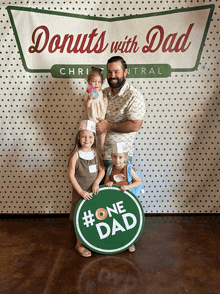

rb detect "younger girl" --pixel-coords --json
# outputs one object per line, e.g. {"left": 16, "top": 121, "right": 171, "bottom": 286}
{"left": 84, "top": 67, "right": 108, "bottom": 151}
{"left": 68, "top": 120, "right": 105, "bottom": 257}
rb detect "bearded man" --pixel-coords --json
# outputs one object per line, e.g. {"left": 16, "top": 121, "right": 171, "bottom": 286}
{"left": 96, "top": 56, "right": 146, "bottom": 168}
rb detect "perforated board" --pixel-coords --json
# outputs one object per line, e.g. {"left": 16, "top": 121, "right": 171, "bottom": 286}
{"left": 0, "top": 0, "right": 219, "bottom": 214}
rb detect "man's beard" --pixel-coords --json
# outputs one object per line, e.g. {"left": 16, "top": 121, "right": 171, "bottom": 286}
{"left": 107, "top": 76, "right": 125, "bottom": 89}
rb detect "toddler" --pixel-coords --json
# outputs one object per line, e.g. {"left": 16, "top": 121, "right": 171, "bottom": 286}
{"left": 84, "top": 67, "right": 108, "bottom": 152}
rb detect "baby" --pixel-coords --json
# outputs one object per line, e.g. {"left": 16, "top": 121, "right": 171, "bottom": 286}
{"left": 84, "top": 67, "right": 108, "bottom": 152}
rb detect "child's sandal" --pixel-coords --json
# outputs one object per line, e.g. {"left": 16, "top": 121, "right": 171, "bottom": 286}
{"left": 75, "top": 245, "right": 92, "bottom": 257}
{"left": 128, "top": 244, "right": 136, "bottom": 253}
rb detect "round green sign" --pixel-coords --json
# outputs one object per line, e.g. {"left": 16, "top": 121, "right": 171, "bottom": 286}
{"left": 74, "top": 185, "right": 145, "bottom": 254}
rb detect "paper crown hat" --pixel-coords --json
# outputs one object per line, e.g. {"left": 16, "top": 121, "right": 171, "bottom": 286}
{"left": 112, "top": 142, "right": 128, "bottom": 154}
{"left": 79, "top": 120, "right": 96, "bottom": 133}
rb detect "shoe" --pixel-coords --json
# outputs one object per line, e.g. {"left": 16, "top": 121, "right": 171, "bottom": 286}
{"left": 128, "top": 245, "right": 136, "bottom": 252}
{"left": 75, "top": 245, "right": 92, "bottom": 257}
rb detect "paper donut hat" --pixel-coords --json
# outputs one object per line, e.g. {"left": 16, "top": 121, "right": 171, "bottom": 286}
{"left": 79, "top": 120, "right": 96, "bottom": 133}
{"left": 112, "top": 142, "right": 128, "bottom": 154}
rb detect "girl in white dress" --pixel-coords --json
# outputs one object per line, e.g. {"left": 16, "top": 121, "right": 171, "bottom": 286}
{"left": 84, "top": 67, "right": 108, "bottom": 153}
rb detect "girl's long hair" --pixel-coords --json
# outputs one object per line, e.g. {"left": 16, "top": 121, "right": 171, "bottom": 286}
{"left": 69, "top": 130, "right": 104, "bottom": 168}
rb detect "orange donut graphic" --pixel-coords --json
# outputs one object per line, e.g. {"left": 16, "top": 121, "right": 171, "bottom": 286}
{"left": 96, "top": 208, "right": 108, "bottom": 220}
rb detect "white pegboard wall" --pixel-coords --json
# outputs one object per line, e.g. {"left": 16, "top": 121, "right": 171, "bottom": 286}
{"left": 0, "top": 0, "right": 219, "bottom": 214}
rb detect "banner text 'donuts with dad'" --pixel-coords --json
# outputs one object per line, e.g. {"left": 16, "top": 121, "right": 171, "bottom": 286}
{"left": 7, "top": 5, "right": 214, "bottom": 77}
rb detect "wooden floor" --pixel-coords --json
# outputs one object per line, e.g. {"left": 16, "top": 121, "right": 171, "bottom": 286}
{"left": 1, "top": 215, "right": 220, "bottom": 294}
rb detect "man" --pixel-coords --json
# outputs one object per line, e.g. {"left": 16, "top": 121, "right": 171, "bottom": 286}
{"left": 97, "top": 56, "right": 146, "bottom": 168}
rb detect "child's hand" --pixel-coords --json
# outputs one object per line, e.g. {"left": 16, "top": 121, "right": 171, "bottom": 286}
{"left": 100, "top": 147, "right": 104, "bottom": 156}
{"left": 80, "top": 190, "right": 93, "bottom": 200}
{"left": 84, "top": 94, "right": 93, "bottom": 108}
{"left": 92, "top": 183, "right": 99, "bottom": 195}
{"left": 106, "top": 181, "right": 113, "bottom": 187}
{"left": 120, "top": 185, "right": 129, "bottom": 192}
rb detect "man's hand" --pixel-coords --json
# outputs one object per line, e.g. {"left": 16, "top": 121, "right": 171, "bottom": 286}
{"left": 96, "top": 118, "right": 143, "bottom": 134}
{"left": 96, "top": 118, "right": 111, "bottom": 133}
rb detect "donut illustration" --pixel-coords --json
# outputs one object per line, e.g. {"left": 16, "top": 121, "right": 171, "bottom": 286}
{"left": 96, "top": 208, "right": 108, "bottom": 220}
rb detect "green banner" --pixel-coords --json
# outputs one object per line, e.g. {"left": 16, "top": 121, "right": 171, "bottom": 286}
{"left": 51, "top": 64, "right": 171, "bottom": 78}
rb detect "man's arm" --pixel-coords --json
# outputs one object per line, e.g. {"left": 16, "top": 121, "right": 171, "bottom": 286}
{"left": 96, "top": 118, "right": 143, "bottom": 133}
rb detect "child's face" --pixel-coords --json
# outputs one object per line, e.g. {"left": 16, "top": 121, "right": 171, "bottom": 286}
{"left": 79, "top": 130, "right": 95, "bottom": 150}
{"left": 111, "top": 152, "right": 127, "bottom": 169}
{"left": 88, "top": 75, "right": 102, "bottom": 92}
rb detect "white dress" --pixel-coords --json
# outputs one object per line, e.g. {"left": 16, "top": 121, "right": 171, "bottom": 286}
{"left": 84, "top": 90, "right": 108, "bottom": 123}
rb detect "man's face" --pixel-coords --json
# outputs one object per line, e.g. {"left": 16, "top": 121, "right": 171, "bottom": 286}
{"left": 107, "top": 61, "right": 127, "bottom": 89}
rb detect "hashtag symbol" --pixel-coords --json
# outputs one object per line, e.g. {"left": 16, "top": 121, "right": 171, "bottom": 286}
{"left": 82, "top": 210, "right": 95, "bottom": 227}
